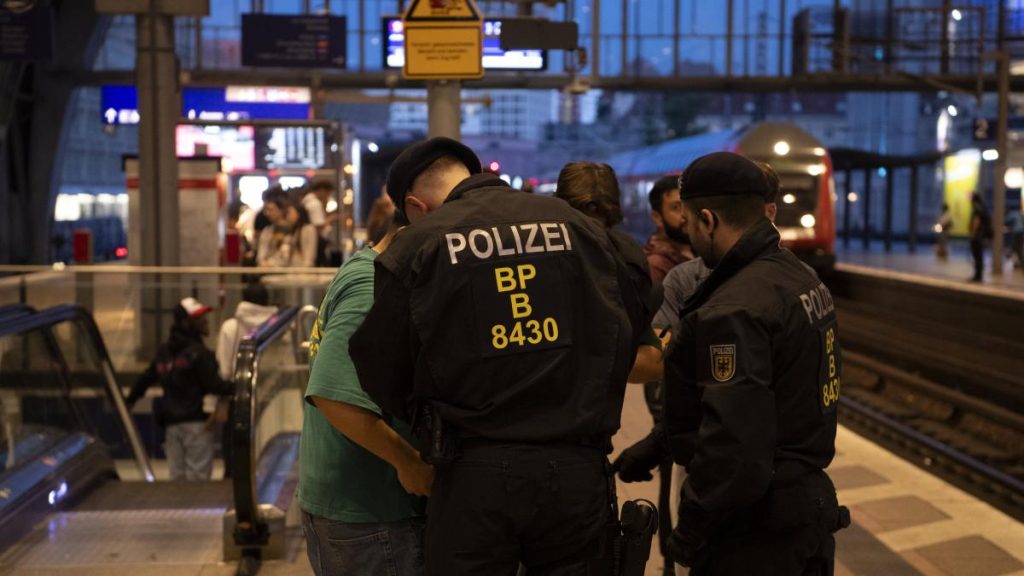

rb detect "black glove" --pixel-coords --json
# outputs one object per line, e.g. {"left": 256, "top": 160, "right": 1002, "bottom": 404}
{"left": 612, "top": 429, "right": 666, "bottom": 483}
{"left": 664, "top": 523, "right": 704, "bottom": 568}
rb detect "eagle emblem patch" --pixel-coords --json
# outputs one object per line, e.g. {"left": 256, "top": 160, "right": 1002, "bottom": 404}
{"left": 710, "top": 344, "right": 736, "bottom": 382}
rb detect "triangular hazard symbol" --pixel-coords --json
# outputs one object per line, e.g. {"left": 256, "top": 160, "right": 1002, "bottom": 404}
{"left": 403, "top": 0, "right": 482, "bottom": 22}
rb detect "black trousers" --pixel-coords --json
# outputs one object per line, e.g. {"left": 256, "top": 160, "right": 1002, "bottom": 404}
{"left": 971, "top": 238, "right": 985, "bottom": 280}
{"left": 688, "top": 471, "right": 839, "bottom": 576}
{"left": 424, "top": 442, "right": 612, "bottom": 576}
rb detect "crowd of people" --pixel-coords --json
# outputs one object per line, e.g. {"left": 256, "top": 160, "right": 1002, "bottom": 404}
{"left": 131, "top": 137, "right": 849, "bottom": 575}
{"left": 229, "top": 179, "right": 341, "bottom": 269}
{"left": 298, "top": 138, "right": 847, "bottom": 576}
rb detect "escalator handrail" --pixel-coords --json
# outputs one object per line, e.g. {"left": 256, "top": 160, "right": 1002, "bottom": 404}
{"left": 230, "top": 305, "right": 301, "bottom": 548}
{"left": 0, "top": 304, "right": 155, "bottom": 482}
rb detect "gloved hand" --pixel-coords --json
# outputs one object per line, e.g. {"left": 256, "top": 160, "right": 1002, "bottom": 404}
{"left": 664, "top": 523, "right": 704, "bottom": 568}
{"left": 612, "top": 429, "right": 666, "bottom": 482}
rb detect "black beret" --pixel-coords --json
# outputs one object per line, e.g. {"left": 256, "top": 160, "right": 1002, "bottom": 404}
{"left": 386, "top": 137, "right": 482, "bottom": 217}
{"left": 678, "top": 151, "right": 770, "bottom": 200}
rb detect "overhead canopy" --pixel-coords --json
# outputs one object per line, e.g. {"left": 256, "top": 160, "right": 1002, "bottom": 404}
{"left": 829, "top": 148, "right": 943, "bottom": 171}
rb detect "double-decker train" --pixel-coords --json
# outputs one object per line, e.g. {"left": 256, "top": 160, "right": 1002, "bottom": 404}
{"left": 608, "top": 122, "right": 837, "bottom": 270}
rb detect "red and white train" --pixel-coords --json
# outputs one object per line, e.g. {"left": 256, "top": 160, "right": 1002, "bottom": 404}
{"left": 608, "top": 122, "right": 837, "bottom": 270}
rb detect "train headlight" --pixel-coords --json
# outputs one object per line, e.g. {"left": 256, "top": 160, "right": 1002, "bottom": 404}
{"left": 773, "top": 141, "right": 791, "bottom": 156}
{"left": 813, "top": 147, "right": 826, "bottom": 157}
{"left": 800, "top": 214, "right": 816, "bottom": 228}
{"left": 807, "top": 164, "right": 826, "bottom": 176}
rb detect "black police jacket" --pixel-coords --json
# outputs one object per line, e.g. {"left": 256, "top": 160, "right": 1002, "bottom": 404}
{"left": 349, "top": 173, "right": 653, "bottom": 444}
{"left": 662, "top": 218, "right": 840, "bottom": 538}
{"left": 126, "top": 327, "right": 233, "bottom": 427}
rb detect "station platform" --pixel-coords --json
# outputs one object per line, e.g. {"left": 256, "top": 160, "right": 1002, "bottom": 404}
{"left": 835, "top": 240, "right": 1024, "bottom": 299}
{"left": 612, "top": 385, "right": 1024, "bottom": 576}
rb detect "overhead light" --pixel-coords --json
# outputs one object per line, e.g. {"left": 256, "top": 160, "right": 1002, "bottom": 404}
{"left": 947, "top": 105, "right": 958, "bottom": 117}
{"left": 807, "top": 164, "right": 826, "bottom": 176}
{"left": 951, "top": 9, "right": 962, "bottom": 21}
{"left": 800, "top": 214, "right": 816, "bottom": 228}
{"left": 773, "top": 141, "right": 791, "bottom": 156}
{"left": 783, "top": 193, "right": 796, "bottom": 204}
{"left": 847, "top": 192, "right": 858, "bottom": 203}
{"left": 982, "top": 149, "right": 999, "bottom": 161}
{"left": 367, "top": 142, "right": 380, "bottom": 153}
{"left": 1005, "top": 167, "right": 1024, "bottom": 189}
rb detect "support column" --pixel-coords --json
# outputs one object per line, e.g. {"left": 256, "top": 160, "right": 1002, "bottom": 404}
{"left": 136, "top": 9, "right": 180, "bottom": 267}
{"left": 427, "top": 80, "right": 461, "bottom": 140}
{"left": 862, "top": 169, "right": 871, "bottom": 250}
{"left": 909, "top": 165, "right": 919, "bottom": 253}
{"left": 843, "top": 170, "right": 852, "bottom": 247}
{"left": 884, "top": 166, "right": 893, "bottom": 252}
{"left": 993, "top": 51, "right": 1009, "bottom": 275}
{"left": 136, "top": 9, "right": 180, "bottom": 358}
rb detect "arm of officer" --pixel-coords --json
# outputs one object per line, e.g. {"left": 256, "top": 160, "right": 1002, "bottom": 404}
{"left": 672, "top": 306, "right": 776, "bottom": 553}
{"left": 311, "top": 396, "right": 433, "bottom": 497}
{"left": 349, "top": 263, "right": 417, "bottom": 422}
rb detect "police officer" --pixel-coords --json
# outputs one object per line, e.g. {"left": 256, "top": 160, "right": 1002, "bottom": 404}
{"left": 349, "top": 137, "right": 655, "bottom": 575}
{"left": 659, "top": 152, "right": 846, "bottom": 575}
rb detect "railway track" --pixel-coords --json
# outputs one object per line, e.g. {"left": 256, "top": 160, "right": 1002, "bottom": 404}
{"left": 830, "top": 268, "right": 1024, "bottom": 520}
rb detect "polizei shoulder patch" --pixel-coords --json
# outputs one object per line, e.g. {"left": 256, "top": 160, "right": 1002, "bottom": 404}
{"left": 709, "top": 344, "right": 736, "bottom": 382}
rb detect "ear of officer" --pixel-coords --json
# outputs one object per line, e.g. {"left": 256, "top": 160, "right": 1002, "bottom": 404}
{"left": 678, "top": 151, "right": 773, "bottom": 270}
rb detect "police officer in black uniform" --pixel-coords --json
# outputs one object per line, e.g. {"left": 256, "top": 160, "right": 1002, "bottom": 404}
{"left": 659, "top": 152, "right": 847, "bottom": 575}
{"left": 349, "top": 137, "right": 655, "bottom": 575}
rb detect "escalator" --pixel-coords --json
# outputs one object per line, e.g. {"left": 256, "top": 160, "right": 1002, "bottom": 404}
{"left": 0, "top": 304, "right": 308, "bottom": 574}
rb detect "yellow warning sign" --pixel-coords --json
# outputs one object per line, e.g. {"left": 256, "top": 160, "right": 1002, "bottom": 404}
{"left": 404, "top": 0, "right": 482, "bottom": 22}
{"left": 403, "top": 26, "right": 483, "bottom": 79}
{"left": 401, "top": 0, "right": 484, "bottom": 79}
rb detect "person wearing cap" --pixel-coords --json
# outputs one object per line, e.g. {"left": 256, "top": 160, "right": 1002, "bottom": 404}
{"left": 614, "top": 160, "right": 783, "bottom": 574}
{"left": 644, "top": 175, "right": 694, "bottom": 283}
{"left": 647, "top": 152, "right": 845, "bottom": 574}
{"left": 349, "top": 137, "right": 657, "bottom": 575}
{"left": 126, "top": 297, "right": 233, "bottom": 481}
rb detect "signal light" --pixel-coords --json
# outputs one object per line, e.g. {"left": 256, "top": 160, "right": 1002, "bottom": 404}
{"left": 489, "top": 161, "right": 501, "bottom": 172}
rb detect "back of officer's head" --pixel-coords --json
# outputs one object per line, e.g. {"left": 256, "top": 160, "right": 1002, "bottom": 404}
{"left": 555, "top": 161, "right": 623, "bottom": 229}
{"left": 678, "top": 152, "right": 769, "bottom": 232}
{"left": 386, "top": 137, "right": 481, "bottom": 225}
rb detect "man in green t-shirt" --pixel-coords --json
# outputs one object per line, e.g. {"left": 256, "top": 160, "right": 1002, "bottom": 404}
{"left": 299, "top": 225, "right": 433, "bottom": 576}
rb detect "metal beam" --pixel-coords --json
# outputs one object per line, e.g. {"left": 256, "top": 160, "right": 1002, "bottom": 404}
{"left": 843, "top": 169, "right": 851, "bottom": 248}
{"left": 71, "top": 68, "right": 1024, "bottom": 93}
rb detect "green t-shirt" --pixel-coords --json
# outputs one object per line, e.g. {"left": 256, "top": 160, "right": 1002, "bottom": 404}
{"left": 299, "top": 247, "right": 426, "bottom": 523}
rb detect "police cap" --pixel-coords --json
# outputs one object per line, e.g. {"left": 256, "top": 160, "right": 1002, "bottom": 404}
{"left": 386, "top": 137, "right": 482, "bottom": 217}
{"left": 678, "top": 152, "right": 771, "bottom": 201}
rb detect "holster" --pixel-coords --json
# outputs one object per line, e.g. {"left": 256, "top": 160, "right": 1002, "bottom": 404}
{"left": 602, "top": 461, "right": 659, "bottom": 576}
{"left": 413, "top": 403, "right": 459, "bottom": 464}
{"left": 755, "top": 468, "right": 850, "bottom": 535}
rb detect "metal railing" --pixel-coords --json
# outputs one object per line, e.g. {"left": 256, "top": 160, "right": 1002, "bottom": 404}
{"left": 229, "top": 305, "right": 305, "bottom": 570}
{"left": 0, "top": 304, "right": 155, "bottom": 482}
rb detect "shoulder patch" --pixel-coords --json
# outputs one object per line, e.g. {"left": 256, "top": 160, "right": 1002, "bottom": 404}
{"left": 709, "top": 344, "right": 736, "bottom": 382}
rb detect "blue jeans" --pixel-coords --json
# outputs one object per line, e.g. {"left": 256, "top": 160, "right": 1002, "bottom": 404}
{"left": 302, "top": 511, "right": 426, "bottom": 576}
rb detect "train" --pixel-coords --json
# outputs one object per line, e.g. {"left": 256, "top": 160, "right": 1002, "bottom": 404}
{"left": 607, "top": 122, "right": 837, "bottom": 270}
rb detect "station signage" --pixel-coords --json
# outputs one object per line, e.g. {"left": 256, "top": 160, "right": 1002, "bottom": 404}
{"left": 101, "top": 85, "right": 312, "bottom": 125}
{"left": 401, "top": 0, "right": 484, "bottom": 80}
{"left": 384, "top": 17, "right": 545, "bottom": 71}
{"left": 241, "top": 14, "right": 346, "bottom": 68}
{"left": 0, "top": 4, "right": 53, "bottom": 62}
